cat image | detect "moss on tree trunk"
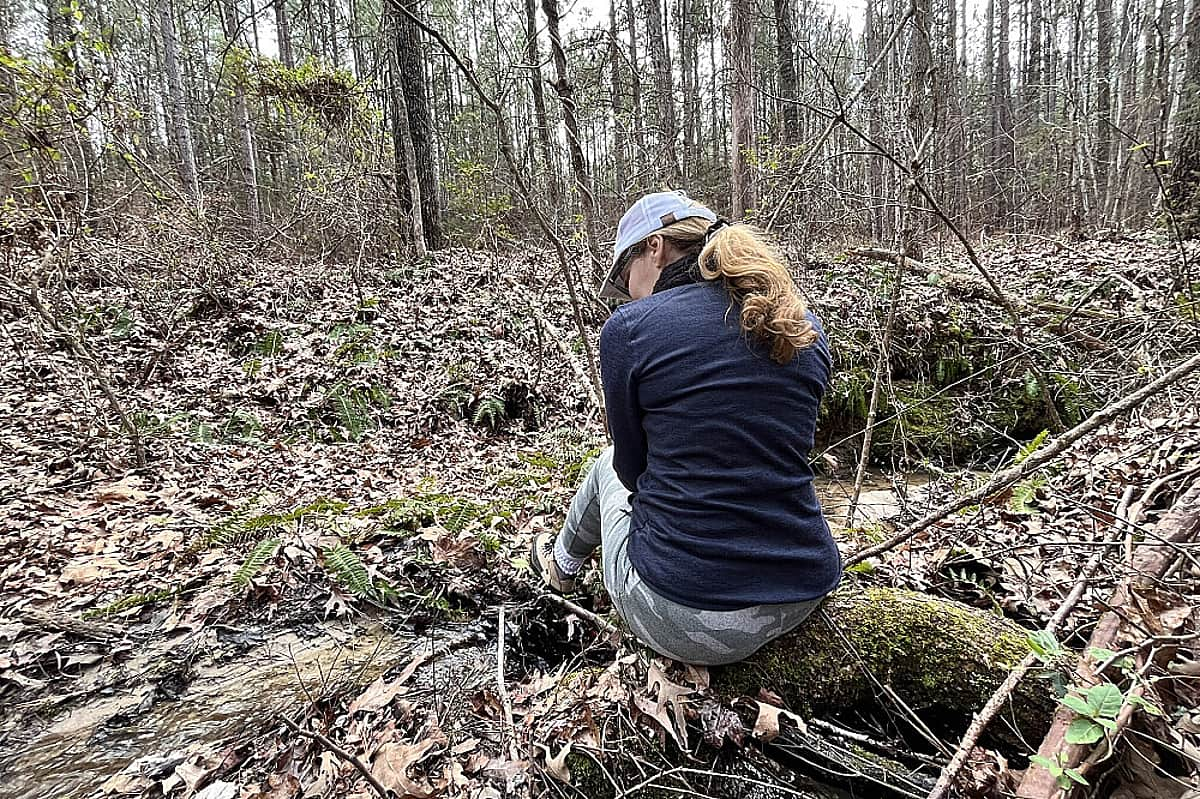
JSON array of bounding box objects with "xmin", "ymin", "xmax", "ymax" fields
[{"xmin": 711, "ymin": 585, "xmax": 1057, "ymax": 750}]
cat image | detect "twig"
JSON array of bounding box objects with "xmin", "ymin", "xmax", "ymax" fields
[
  {"xmin": 846, "ymin": 349, "xmax": 1200, "ymax": 567},
  {"xmin": 542, "ymin": 592, "xmax": 621, "ymax": 636},
  {"xmin": 926, "ymin": 517, "xmax": 1119, "ymax": 799},
  {"xmin": 1016, "ymin": 478, "xmax": 1200, "ymax": 798},
  {"xmin": 496, "ymin": 604, "xmax": 516, "ymax": 756},
  {"xmin": 845, "ymin": 217, "xmax": 907, "ymax": 527},
  {"xmin": 278, "ymin": 714, "xmax": 388, "ymax": 799}
]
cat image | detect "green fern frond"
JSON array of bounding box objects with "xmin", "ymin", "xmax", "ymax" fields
[
  {"xmin": 83, "ymin": 589, "xmax": 177, "ymax": 619},
  {"xmin": 323, "ymin": 544, "xmax": 375, "ymax": 599},
  {"xmin": 472, "ymin": 394, "xmax": 506, "ymax": 431},
  {"xmin": 233, "ymin": 537, "xmax": 281, "ymax": 588},
  {"xmin": 204, "ymin": 506, "xmax": 258, "ymax": 547}
]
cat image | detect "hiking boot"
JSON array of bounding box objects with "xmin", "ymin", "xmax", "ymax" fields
[{"xmin": 530, "ymin": 532, "xmax": 577, "ymax": 594}]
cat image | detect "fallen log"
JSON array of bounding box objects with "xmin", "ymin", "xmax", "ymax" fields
[
  {"xmin": 566, "ymin": 586, "xmax": 1063, "ymax": 798},
  {"xmin": 1015, "ymin": 477, "xmax": 1200, "ymax": 798}
]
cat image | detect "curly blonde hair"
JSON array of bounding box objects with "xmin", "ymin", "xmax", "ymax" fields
[{"xmin": 656, "ymin": 217, "xmax": 818, "ymax": 364}]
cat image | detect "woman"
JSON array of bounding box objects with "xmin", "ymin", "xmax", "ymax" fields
[{"xmin": 530, "ymin": 190, "xmax": 840, "ymax": 666}]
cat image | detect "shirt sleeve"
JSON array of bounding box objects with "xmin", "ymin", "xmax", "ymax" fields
[{"xmin": 600, "ymin": 311, "xmax": 647, "ymax": 492}]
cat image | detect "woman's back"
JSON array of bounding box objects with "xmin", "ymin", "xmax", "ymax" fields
[{"xmin": 600, "ymin": 279, "xmax": 841, "ymax": 611}]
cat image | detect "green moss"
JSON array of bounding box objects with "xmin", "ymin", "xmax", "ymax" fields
[{"xmin": 711, "ymin": 586, "xmax": 1057, "ymax": 752}]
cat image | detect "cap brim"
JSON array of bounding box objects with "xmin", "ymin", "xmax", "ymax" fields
[{"xmin": 598, "ymin": 260, "xmax": 632, "ymax": 302}]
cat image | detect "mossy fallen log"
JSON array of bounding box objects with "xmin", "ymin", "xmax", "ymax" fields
[
  {"xmin": 712, "ymin": 585, "xmax": 1058, "ymax": 750},
  {"xmin": 566, "ymin": 585, "xmax": 1061, "ymax": 798}
]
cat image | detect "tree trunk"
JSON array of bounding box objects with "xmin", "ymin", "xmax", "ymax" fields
[
  {"xmin": 625, "ymin": 0, "xmax": 646, "ymax": 167},
  {"xmin": 1169, "ymin": 0, "xmax": 1200, "ymax": 236},
  {"xmin": 394, "ymin": 0, "xmax": 445, "ymax": 249},
  {"xmin": 609, "ymin": 0, "xmax": 628, "ymax": 198},
  {"xmin": 526, "ymin": 0, "xmax": 560, "ymax": 204},
  {"xmin": 643, "ymin": 0, "xmax": 679, "ymax": 183},
  {"xmin": 1024, "ymin": 0, "xmax": 1043, "ymax": 111},
  {"xmin": 729, "ymin": 0, "xmax": 756, "ymax": 218},
  {"xmin": 157, "ymin": 0, "xmax": 200, "ymax": 202},
  {"xmin": 991, "ymin": 0, "xmax": 1015, "ymax": 224},
  {"xmin": 220, "ymin": 0, "xmax": 262, "ymax": 226},
  {"xmin": 773, "ymin": 0, "xmax": 800, "ymax": 144},
  {"xmin": 1096, "ymin": 0, "xmax": 1114, "ymax": 218},
  {"xmin": 274, "ymin": 0, "xmax": 295, "ymax": 68},
  {"xmin": 388, "ymin": 29, "xmax": 427, "ymax": 259},
  {"xmin": 541, "ymin": 0, "xmax": 602, "ymax": 271}
]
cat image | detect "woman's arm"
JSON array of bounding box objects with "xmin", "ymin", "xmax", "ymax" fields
[{"xmin": 599, "ymin": 313, "xmax": 647, "ymax": 492}]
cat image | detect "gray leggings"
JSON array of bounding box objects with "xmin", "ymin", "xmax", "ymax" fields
[{"xmin": 556, "ymin": 447, "xmax": 822, "ymax": 666}]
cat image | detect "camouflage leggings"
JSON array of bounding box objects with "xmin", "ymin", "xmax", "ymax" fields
[{"xmin": 556, "ymin": 447, "xmax": 823, "ymax": 666}]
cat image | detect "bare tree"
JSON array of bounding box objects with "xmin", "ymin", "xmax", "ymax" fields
[
  {"xmin": 729, "ymin": 0, "xmax": 756, "ymax": 216},
  {"xmin": 1169, "ymin": 0, "xmax": 1200, "ymax": 236},
  {"xmin": 220, "ymin": 0, "xmax": 262, "ymax": 225},
  {"xmin": 643, "ymin": 0, "xmax": 679, "ymax": 182},
  {"xmin": 158, "ymin": 0, "xmax": 200, "ymax": 202}
]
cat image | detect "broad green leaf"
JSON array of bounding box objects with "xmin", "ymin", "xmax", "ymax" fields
[
  {"xmin": 1065, "ymin": 768, "xmax": 1088, "ymax": 785},
  {"xmin": 1065, "ymin": 718, "xmax": 1104, "ymax": 745},
  {"xmin": 1087, "ymin": 684, "xmax": 1124, "ymax": 718},
  {"xmin": 1060, "ymin": 695, "xmax": 1092, "ymax": 715}
]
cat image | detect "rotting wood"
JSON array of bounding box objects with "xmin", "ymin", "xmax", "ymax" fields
[
  {"xmin": 17, "ymin": 608, "xmax": 128, "ymax": 641},
  {"xmin": 1015, "ymin": 477, "xmax": 1200, "ymax": 798}
]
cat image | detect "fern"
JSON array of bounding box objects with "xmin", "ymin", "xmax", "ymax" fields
[
  {"xmin": 440, "ymin": 502, "xmax": 481, "ymax": 534},
  {"xmin": 323, "ymin": 544, "xmax": 375, "ymax": 599},
  {"xmin": 233, "ymin": 537, "xmax": 281, "ymax": 588},
  {"xmin": 83, "ymin": 589, "xmax": 176, "ymax": 619},
  {"xmin": 204, "ymin": 506, "xmax": 259, "ymax": 547},
  {"xmin": 472, "ymin": 393, "xmax": 506, "ymax": 431}
]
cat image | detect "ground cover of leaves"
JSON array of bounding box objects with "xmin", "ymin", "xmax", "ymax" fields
[{"xmin": 1, "ymin": 226, "xmax": 1198, "ymax": 799}]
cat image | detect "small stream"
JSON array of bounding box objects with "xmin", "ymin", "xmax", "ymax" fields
[
  {"xmin": 0, "ymin": 473, "xmax": 924, "ymax": 799},
  {"xmin": 0, "ymin": 623, "xmax": 406, "ymax": 799}
]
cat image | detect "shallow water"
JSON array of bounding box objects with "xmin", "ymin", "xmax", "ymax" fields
[{"xmin": 0, "ymin": 624, "xmax": 402, "ymax": 799}]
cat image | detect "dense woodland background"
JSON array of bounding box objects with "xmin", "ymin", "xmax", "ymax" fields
[{"xmin": 2, "ymin": 0, "xmax": 1200, "ymax": 263}]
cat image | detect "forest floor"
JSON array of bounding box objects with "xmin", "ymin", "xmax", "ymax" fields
[{"xmin": 1, "ymin": 228, "xmax": 1199, "ymax": 799}]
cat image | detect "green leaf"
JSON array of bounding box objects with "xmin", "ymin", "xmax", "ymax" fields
[
  {"xmin": 1065, "ymin": 718, "xmax": 1105, "ymax": 745},
  {"xmin": 1060, "ymin": 695, "xmax": 1092, "ymax": 715},
  {"xmin": 1129, "ymin": 142, "xmax": 1151, "ymax": 152},
  {"xmin": 1029, "ymin": 754, "xmax": 1058, "ymax": 771},
  {"xmin": 1027, "ymin": 630, "xmax": 1064, "ymax": 661},
  {"xmin": 1087, "ymin": 647, "xmax": 1117, "ymax": 662},
  {"xmin": 1087, "ymin": 683, "xmax": 1124, "ymax": 718},
  {"xmin": 1126, "ymin": 694, "xmax": 1164, "ymax": 716},
  {"xmin": 1064, "ymin": 768, "xmax": 1088, "ymax": 785}
]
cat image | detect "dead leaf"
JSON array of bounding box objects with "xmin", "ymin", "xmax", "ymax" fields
[
  {"xmin": 95, "ymin": 477, "xmax": 148, "ymax": 504},
  {"xmin": 194, "ymin": 782, "xmax": 238, "ymax": 799},
  {"xmin": 637, "ymin": 660, "xmax": 694, "ymax": 749},
  {"xmin": 751, "ymin": 700, "xmax": 807, "ymax": 743},
  {"xmin": 370, "ymin": 739, "xmax": 439, "ymax": 798},
  {"xmin": 348, "ymin": 675, "xmax": 407, "ymax": 715},
  {"xmin": 536, "ymin": 742, "xmax": 572, "ymax": 783}
]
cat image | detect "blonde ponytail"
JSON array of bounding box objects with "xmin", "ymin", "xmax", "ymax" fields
[{"xmin": 698, "ymin": 224, "xmax": 818, "ymax": 364}]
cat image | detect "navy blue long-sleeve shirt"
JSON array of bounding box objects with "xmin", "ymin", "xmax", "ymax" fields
[{"xmin": 599, "ymin": 280, "xmax": 840, "ymax": 610}]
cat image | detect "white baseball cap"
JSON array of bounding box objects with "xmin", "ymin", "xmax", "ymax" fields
[{"xmin": 599, "ymin": 190, "xmax": 718, "ymax": 301}]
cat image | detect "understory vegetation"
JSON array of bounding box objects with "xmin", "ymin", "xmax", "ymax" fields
[{"xmin": 1, "ymin": 225, "xmax": 1199, "ymax": 799}]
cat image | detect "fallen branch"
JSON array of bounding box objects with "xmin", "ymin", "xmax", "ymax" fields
[
  {"xmin": 279, "ymin": 714, "xmax": 389, "ymax": 799},
  {"xmin": 926, "ymin": 514, "xmax": 1124, "ymax": 799},
  {"xmin": 1015, "ymin": 477, "xmax": 1200, "ymax": 798},
  {"xmin": 542, "ymin": 592, "xmax": 621, "ymax": 637},
  {"xmin": 845, "ymin": 350, "xmax": 1200, "ymax": 567}
]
